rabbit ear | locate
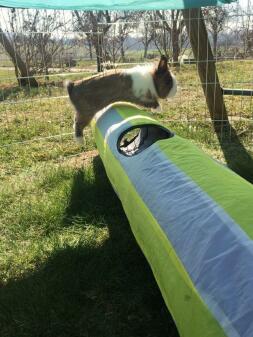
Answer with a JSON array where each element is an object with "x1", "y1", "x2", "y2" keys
[{"x1": 157, "y1": 55, "x2": 168, "y2": 72}]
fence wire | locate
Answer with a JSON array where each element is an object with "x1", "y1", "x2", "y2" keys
[{"x1": 0, "y1": 2, "x2": 252, "y2": 179}]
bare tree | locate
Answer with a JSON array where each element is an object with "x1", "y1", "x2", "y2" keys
[
  {"x1": 0, "y1": 8, "x2": 67, "y2": 86},
  {"x1": 103, "y1": 25, "x2": 125, "y2": 63},
  {"x1": 72, "y1": 11, "x2": 93, "y2": 61},
  {"x1": 86, "y1": 34, "x2": 93, "y2": 60},
  {"x1": 171, "y1": 10, "x2": 183, "y2": 63},
  {"x1": 73, "y1": 11, "x2": 135, "y2": 71},
  {"x1": 203, "y1": 7, "x2": 228, "y2": 57},
  {"x1": 0, "y1": 26, "x2": 38, "y2": 87},
  {"x1": 10, "y1": 9, "x2": 66, "y2": 75},
  {"x1": 118, "y1": 22, "x2": 133, "y2": 61},
  {"x1": 148, "y1": 11, "x2": 170, "y2": 58},
  {"x1": 74, "y1": 11, "x2": 113, "y2": 72},
  {"x1": 151, "y1": 10, "x2": 185, "y2": 63},
  {"x1": 104, "y1": 18, "x2": 138, "y2": 63},
  {"x1": 139, "y1": 12, "x2": 155, "y2": 58},
  {"x1": 239, "y1": 5, "x2": 253, "y2": 57}
]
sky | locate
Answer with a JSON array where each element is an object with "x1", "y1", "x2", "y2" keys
[
  {"x1": 0, "y1": 0, "x2": 252, "y2": 33},
  {"x1": 240, "y1": 0, "x2": 252, "y2": 8}
]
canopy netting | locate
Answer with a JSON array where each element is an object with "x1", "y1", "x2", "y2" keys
[{"x1": 0, "y1": 0, "x2": 235, "y2": 10}]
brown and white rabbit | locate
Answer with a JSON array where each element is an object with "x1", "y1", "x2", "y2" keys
[{"x1": 66, "y1": 55, "x2": 177, "y2": 143}]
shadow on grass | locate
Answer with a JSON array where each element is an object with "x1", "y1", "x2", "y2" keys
[
  {"x1": 0, "y1": 85, "x2": 22, "y2": 101},
  {"x1": 0, "y1": 81, "x2": 64, "y2": 102},
  {"x1": 0, "y1": 84, "x2": 42, "y2": 102},
  {"x1": 214, "y1": 122, "x2": 253, "y2": 183},
  {"x1": 0, "y1": 156, "x2": 178, "y2": 337}
]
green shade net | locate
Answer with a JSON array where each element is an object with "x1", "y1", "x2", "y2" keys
[{"x1": 0, "y1": 0, "x2": 235, "y2": 10}]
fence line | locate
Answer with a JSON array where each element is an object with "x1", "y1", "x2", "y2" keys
[{"x1": 0, "y1": 129, "x2": 93, "y2": 148}]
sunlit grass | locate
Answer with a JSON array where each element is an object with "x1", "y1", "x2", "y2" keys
[{"x1": 0, "y1": 59, "x2": 252, "y2": 337}]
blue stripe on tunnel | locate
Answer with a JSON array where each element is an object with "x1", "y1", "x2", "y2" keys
[
  {"x1": 96, "y1": 108, "x2": 253, "y2": 337},
  {"x1": 96, "y1": 108, "x2": 124, "y2": 136}
]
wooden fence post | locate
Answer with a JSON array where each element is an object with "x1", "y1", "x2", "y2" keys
[{"x1": 182, "y1": 8, "x2": 228, "y2": 125}]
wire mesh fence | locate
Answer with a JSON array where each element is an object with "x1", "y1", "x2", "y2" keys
[
  {"x1": 0, "y1": 4, "x2": 252, "y2": 334},
  {"x1": 1, "y1": 5, "x2": 252, "y2": 336},
  {"x1": 0, "y1": 1, "x2": 252, "y2": 184}
]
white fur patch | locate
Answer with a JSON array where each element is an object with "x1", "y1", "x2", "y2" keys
[
  {"x1": 167, "y1": 73, "x2": 177, "y2": 98},
  {"x1": 124, "y1": 65, "x2": 157, "y2": 100},
  {"x1": 74, "y1": 136, "x2": 84, "y2": 144},
  {"x1": 151, "y1": 104, "x2": 162, "y2": 113},
  {"x1": 73, "y1": 122, "x2": 83, "y2": 144}
]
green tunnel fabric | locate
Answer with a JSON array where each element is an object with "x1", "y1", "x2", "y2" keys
[
  {"x1": 93, "y1": 104, "x2": 253, "y2": 337},
  {"x1": 0, "y1": 0, "x2": 235, "y2": 10}
]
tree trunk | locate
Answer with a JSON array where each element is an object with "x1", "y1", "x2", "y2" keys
[
  {"x1": 172, "y1": 13, "x2": 180, "y2": 64},
  {"x1": 213, "y1": 31, "x2": 218, "y2": 57},
  {"x1": 246, "y1": 30, "x2": 253, "y2": 56},
  {"x1": 120, "y1": 38, "x2": 125, "y2": 62},
  {"x1": 87, "y1": 35, "x2": 93, "y2": 60},
  {"x1": 0, "y1": 28, "x2": 38, "y2": 87},
  {"x1": 182, "y1": 8, "x2": 228, "y2": 126},
  {"x1": 172, "y1": 29, "x2": 180, "y2": 63},
  {"x1": 162, "y1": 26, "x2": 167, "y2": 56},
  {"x1": 144, "y1": 43, "x2": 148, "y2": 58},
  {"x1": 143, "y1": 28, "x2": 149, "y2": 58},
  {"x1": 94, "y1": 41, "x2": 103, "y2": 72}
]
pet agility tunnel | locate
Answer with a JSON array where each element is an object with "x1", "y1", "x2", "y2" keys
[{"x1": 93, "y1": 104, "x2": 253, "y2": 337}]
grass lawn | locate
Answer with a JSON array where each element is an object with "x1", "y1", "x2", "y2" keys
[
  {"x1": 0, "y1": 60, "x2": 252, "y2": 337},
  {"x1": 0, "y1": 157, "x2": 178, "y2": 337}
]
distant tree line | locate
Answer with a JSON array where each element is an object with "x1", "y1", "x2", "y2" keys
[{"x1": 0, "y1": 5, "x2": 252, "y2": 87}]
